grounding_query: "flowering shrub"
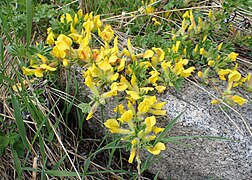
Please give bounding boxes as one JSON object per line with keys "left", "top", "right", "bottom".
{"left": 18, "top": 7, "right": 250, "bottom": 175}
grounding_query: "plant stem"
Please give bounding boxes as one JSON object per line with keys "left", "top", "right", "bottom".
{"left": 136, "top": 148, "right": 141, "bottom": 180}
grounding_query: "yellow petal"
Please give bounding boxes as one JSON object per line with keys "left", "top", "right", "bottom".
{"left": 63, "top": 59, "right": 69, "bottom": 67}
{"left": 104, "top": 119, "right": 120, "bottom": 129}
{"left": 143, "top": 49, "right": 154, "bottom": 59}
{"left": 86, "top": 112, "right": 93, "bottom": 120}
{"left": 128, "top": 148, "right": 136, "bottom": 163}
{"left": 145, "top": 116, "right": 156, "bottom": 134}
{"left": 138, "top": 99, "right": 151, "bottom": 114}
{"left": 34, "top": 69, "right": 43, "bottom": 77}
{"left": 218, "top": 69, "right": 232, "bottom": 80}
{"left": 228, "top": 52, "right": 239, "bottom": 61}
{"left": 211, "top": 100, "right": 220, "bottom": 105}
{"left": 118, "top": 110, "right": 133, "bottom": 123}
{"left": 231, "top": 95, "right": 246, "bottom": 106}
{"left": 208, "top": 60, "right": 215, "bottom": 67}
{"left": 114, "top": 104, "right": 125, "bottom": 114}
{"left": 148, "top": 109, "right": 166, "bottom": 116}
{"left": 155, "top": 85, "right": 166, "bottom": 93}
{"left": 147, "top": 142, "right": 166, "bottom": 155}
{"left": 198, "top": 71, "right": 203, "bottom": 77}
{"left": 37, "top": 54, "right": 48, "bottom": 64}
{"left": 152, "top": 126, "right": 164, "bottom": 134}
{"left": 126, "top": 90, "right": 140, "bottom": 100}
{"left": 98, "top": 58, "right": 112, "bottom": 71}
{"left": 228, "top": 70, "right": 241, "bottom": 82}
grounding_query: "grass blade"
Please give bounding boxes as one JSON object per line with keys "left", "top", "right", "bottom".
{"left": 12, "top": 148, "right": 22, "bottom": 180}
{"left": 11, "top": 93, "right": 30, "bottom": 150}
{"left": 26, "top": 0, "right": 32, "bottom": 46}
{"left": 154, "top": 113, "right": 182, "bottom": 145}
{"left": 162, "top": 135, "right": 237, "bottom": 142}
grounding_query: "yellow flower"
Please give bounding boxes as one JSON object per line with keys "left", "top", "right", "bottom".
{"left": 140, "top": 87, "right": 154, "bottom": 94}
{"left": 118, "top": 110, "right": 133, "bottom": 123}
{"left": 218, "top": 69, "right": 232, "bottom": 80}
{"left": 73, "top": 14, "right": 78, "bottom": 26}
{"left": 152, "top": 17, "right": 161, "bottom": 26}
{"left": 202, "top": 35, "right": 207, "bottom": 42}
{"left": 208, "top": 60, "right": 215, "bottom": 67}
{"left": 117, "top": 58, "right": 126, "bottom": 72}
{"left": 51, "top": 46, "right": 66, "bottom": 58}
{"left": 148, "top": 70, "right": 159, "bottom": 84}
{"left": 114, "top": 104, "right": 125, "bottom": 114}
{"left": 55, "top": 34, "right": 72, "bottom": 50}
{"left": 172, "top": 41, "right": 181, "bottom": 53}
{"left": 217, "top": 42, "right": 223, "bottom": 51}
{"left": 181, "top": 66, "right": 195, "bottom": 78}
{"left": 100, "top": 89, "right": 117, "bottom": 99}
{"left": 86, "top": 111, "right": 93, "bottom": 120}
{"left": 94, "top": 15, "right": 102, "bottom": 29}
{"left": 228, "top": 52, "right": 239, "bottom": 61}
{"left": 126, "top": 91, "right": 140, "bottom": 101}
{"left": 128, "top": 138, "right": 138, "bottom": 163}
{"left": 22, "top": 67, "right": 34, "bottom": 76}
{"left": 198, "top": 71, "right": 203, "bottom": 77}
{"left": 208, "top": 9, "right": 213, "bottom": 20}
{"left": 40, "top": 64, "right": 57, "bottom": 72}
{"left": 231, "top": 95, "right": 246, "bottom": 106}
{"left": 152, "top": 47, "right": 165, "bottom": 62}
{"left": 193, "top": 44, "right": 198, "bottom": 53}
{"left": 182, "top": 11, "right": 189, "bottom": 18}
{"left": 34, "top": 68, "right": 43, "bottom": 77}
{"left": 148, "top": 109, "right": 166, "bottom": 116}
{"left": 155, "top": 85, "right": 166, "bottom": 93}
{"left": 104, "top": 119, "right": 131, "bottom": 134}
{"left": 111, "top": 82, "right": 128, "bottom": 92}
{"left": 46, "top": 32, "right": 55, "bottom": 45}
{"left": 63, "top": 59, "right": 69, "bottom": 67}
{"left": 138, "top": 98, "right": 152, "bottom": 114}
{"left": 228, "top": 70, "right": 241, "bottom": 82}
{"left": 128, "top": 147, "right": 136, "bottom": 163}
{"left": 98, "top": 58, "right": 112, "bottom": 71}
{"left": 77, "top": 46, "right": 92, "bottom": 61}
{"left": 152, "top": 126, "right": 164, "bottom": 134}
{"left": 200, "top": 48, "right": 207, "bottom": 55}
{"left": 83, "top": 19, "right": 95, "bottom": 33}
{"left": 65, "top": 13, "right": 73, "bottom": 23}
{"left": 37, "top": 54, "right": 48, "bottom": 64}
{"left": 145, "top": 116, "right": 156, "bottom": 134}
{"left": 143, "top": 49, "right": 154, "bottom": 59}
{"left": 211, "top": 99, "right": 220, "bottom": 105}
{"left": 161, "top": 60, "right": 172, "bottom": 70}
{"left": 99, "top": 25, "right": 114, "bottom": 42}
{"left": 84, "top": 12, "right": 93, "bottom": 21}
{"left": 146, "top": 142, "right": 166, "bottom": 155}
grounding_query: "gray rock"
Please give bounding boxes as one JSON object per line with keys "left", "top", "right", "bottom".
{"left": 147, "top": 83, "right": 252, "bottom": 180}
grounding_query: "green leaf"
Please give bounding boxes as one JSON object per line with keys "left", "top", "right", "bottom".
{"left": 0, "top": 73, "right": 15, "bottom": 84}
{"left": 52, "top": 155, "right": 67, "bottom": 170}
{"left": 45, "top": 170, "right": 78, "bottom": 177}
{"left": 26, "top": 0, "right": 33, "bottom": 46}
{"left": 154, "top": 113, "right": 182, "bottom": 145}
{"left": 11, "top": 93, "right": 29, "bottom": 150}
{"left": 162, "top": 135, "right": 237, "bottom": 142}
{"left": 12, "top": 148, "right": 22, "bottom": 180}
{"left": 78, "top": 103, "right": 91, "bottom": 114}
{"left": 0, "top": 132, "right": 9, "bottom": 155}
{"left": 83, "top": 157, "right": 90, "bottom": 175}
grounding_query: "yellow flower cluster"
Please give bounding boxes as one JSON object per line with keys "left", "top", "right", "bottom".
{"left": 179, "top": 10, "right": 247, "bottom": 106}
{"left": 20, "top": 8, "right": 250, "bottom": 168}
